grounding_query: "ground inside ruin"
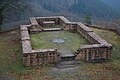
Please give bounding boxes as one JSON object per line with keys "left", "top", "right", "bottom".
{"left": 30, "top": 30, "right": 89, "bottom": 57}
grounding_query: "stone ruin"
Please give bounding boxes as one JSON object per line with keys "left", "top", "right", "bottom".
{"left": 20, "top": 16, "right": 113, "bottom": 66}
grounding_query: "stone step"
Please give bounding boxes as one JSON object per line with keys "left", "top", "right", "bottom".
{"left": 59, "top": 60, "right": 79, "bottom": 65}
{"left": 57, "top": 64, "right": 78, "bottom": 68}
{"left": 43, "top": 28, "right": 62, "bottom": 31}
{"left": 61, "top": 56, "right": 75, "bottom": 61}
{"left": 57, "top": 60, "right": 79, "bottom": 68}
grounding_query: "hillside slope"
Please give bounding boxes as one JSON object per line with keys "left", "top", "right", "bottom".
{"left": 2, "top": 0, "right": 120, "bottom": 23}
{"left": 101, "top": 0, "right": 120, "bottom": 11}
{"left": 69, "top": 0, "right": 120, "bottom": 20}
{"left": 37, "top": 0, "right": 120, "bottom": 20}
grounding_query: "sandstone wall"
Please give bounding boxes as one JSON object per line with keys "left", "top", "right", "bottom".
{"left": 74, "top": 22, "right": 112, "bottom": 61}
{"left": 20, "top": 25, "right": 60, "bottom": 66}
{"left": 75, "top": 44, "right": 112, "bottom": 61}
{"left": 21, "top": 16, "right": 113, "bottom": 66}
{"left": 23, "top": 49, "right": 60, "bottom": 66}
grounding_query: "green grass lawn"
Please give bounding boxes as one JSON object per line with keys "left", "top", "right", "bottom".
{"left": 30, "top": 31, "right": 89, "bottom": 54}
{"left": 0, "top": 28, "right": 120, "bottom": 80}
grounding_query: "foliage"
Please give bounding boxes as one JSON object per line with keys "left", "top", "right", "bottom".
{"left": 0, "top": 0, "right": 10, "bottom": 24}
{"left": 101, "top": 0, "right": 120, "bottom": 11}
{"left": 1, "top": 0, "right": 120, "bottom": 24}
{"left": 42, "top": 3, "right": 59, "bottom": 12}
{"left": 84, "top": 15, "right": 92, "bottom": 25}
{"left": 68, "top": 0, "right": 120, "bottom": 20}
{"left": 0, "top": 0, "right": 32, "bottom": 24}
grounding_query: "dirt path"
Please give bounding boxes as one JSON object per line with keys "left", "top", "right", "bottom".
{"left": 48, "top": 65, "right": 92, "bottom": 80}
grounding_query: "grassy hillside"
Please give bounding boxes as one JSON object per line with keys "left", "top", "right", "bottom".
{"left": 0, "top": 28, "right": 120, "bottom": 80}
{"left": 0, "top": 30, "right": 54, "bottom": 80}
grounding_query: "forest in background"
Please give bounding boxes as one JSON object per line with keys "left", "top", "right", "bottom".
{"left": 0, "top": 0, "right": 120, "bottom": 25}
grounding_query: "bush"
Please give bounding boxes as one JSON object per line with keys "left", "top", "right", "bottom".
{"left": 84, "top": 15, "right": 92, "bottom": 25}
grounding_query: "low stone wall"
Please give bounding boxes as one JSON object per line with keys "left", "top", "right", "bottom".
{"left": 35, "top": 16, "right": 60, "bottom": 26}
{"left": 30, "top": 16, "right": 112, "bottom": 62}
{"left": 59, "top": 16, "right": 70, "bottom": 26}
{"left": 20, "top": 25, "right": 60, "bottom": 66}
{"left": 75, "top": 44, "right": 112, "bottom": 61}
{"left": 74, "top": 22, "right": 112, "bottom": 61}
{"left": 23, "top": 49, "right": 60, "bottom": 66}
{"left": 30, "top": 16, "right": 77, "bottom": 32}
{"left": 21, "top": 16, "right": 113, "bottom": 66}
{"left": 30, "top": 17, "right": 43, "bottom": 31}
{"left": 64, "top": 22, "right": 77, "bottom": 30}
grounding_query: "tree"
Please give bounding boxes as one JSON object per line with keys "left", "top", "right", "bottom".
{"left": 0, "top": 0, "right": 24, "bottom": 25}
{"left": 84, "top": 15, "right": 92, "bottom": 25}
{"left": 0, "top": 0, "right": 15, "bottom": 25}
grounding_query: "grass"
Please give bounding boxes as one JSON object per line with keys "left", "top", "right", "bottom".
{"left": 30, "top": 30, "right": 89, "bottom": 54}
{"left": 0, "top": 28, "right": 120, "bottom": 80}
{"left": 0, "top": 30, "right": 54, "bottom": 80}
